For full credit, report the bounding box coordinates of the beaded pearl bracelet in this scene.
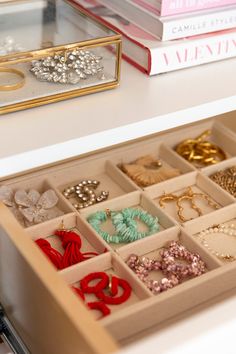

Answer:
[197,224,236,261]
[87,208,159,244]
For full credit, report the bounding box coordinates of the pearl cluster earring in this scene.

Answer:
[63,179,109,209]
[197,223,236,261]
[127,254,179,294]
[127,241,206,294]
[30,49,104,85]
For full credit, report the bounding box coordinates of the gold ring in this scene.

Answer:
[0,67,25,91]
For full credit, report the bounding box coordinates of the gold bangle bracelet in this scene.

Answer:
[0,67,25,91]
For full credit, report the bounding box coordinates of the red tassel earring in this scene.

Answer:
[35,238,63,270]
[35,221,99,270]
[55,226,99,268]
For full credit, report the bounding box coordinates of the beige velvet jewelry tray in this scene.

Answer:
[1,117,236,354]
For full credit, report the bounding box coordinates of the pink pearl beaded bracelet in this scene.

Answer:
[126,241,206,295]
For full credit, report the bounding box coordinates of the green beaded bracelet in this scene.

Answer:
[87,207,159,244]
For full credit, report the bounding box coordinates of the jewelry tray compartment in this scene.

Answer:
[144,171,235,224]
[164,118,236,167]
[26,212,108,260]
[0,177,74,228]
[202,155,236,199]
[0,0,121,114]
[51,158,139,209]
[184,203,236,265]
[60,252,151,321]
[104,226,222,340]
[79,191,176,251]
[111,141,195,189]
[1,116,236,352]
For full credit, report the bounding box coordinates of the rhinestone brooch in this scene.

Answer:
[30,49,104,85]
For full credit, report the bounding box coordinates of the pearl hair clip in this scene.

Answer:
[30,49,104,85]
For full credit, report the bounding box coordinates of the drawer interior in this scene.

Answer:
[1,115,236,352]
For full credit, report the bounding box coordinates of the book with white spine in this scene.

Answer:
[98,0,236,41]
[73,0,236,75]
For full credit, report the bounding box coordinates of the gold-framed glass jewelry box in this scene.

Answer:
[0,0,122,114]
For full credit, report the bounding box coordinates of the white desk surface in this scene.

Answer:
[1,58,236,177]
[120,293,236,354]
[1,58,236,353]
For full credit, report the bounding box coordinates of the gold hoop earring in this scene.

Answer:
[191,192,220,211]
[159,187,219,223]
[176,195,202,222]
[159,192,178,208]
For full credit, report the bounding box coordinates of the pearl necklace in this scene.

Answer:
[197,224,236,261]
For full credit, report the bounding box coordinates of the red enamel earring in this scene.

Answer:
[80,272,109,294]
[72,285,110,318]
[87,301,111,318]
[72,286,85,301]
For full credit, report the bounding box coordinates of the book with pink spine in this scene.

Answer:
[132,0,236,17]
[73,0,236,75]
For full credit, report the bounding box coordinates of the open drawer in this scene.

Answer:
[0,116,236,354]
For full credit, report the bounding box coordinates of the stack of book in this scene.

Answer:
[74,0,236,75]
